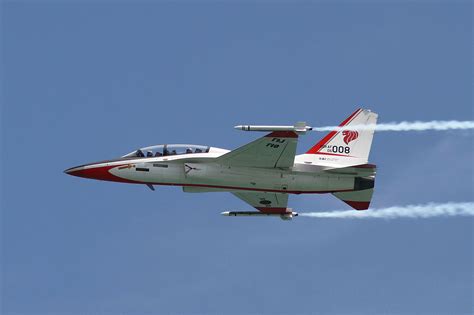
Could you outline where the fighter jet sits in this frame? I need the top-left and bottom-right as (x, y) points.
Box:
(65, 108), (377, 220)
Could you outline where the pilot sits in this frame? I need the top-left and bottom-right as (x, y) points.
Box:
(186, 148), (193, 154)
(136, 149), (145, 157)
(163, 149), (170, 156)
(195, 148), (202, 153)
(146, 151), (153, 157)
(171, 150), (177, 155)
(155, 151), (162, 157)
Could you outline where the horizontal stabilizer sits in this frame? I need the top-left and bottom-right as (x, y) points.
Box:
(332, 188), (374, 210)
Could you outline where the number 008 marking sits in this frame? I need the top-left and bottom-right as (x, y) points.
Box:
(332, 146), (350, 154)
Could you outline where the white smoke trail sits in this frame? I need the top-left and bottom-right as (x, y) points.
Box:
(312, 120), (474, 132)
(299, 202), (474, 219)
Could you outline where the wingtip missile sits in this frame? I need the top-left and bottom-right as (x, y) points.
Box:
(221, 211), (298, 220)
(234, 123), (312, 134)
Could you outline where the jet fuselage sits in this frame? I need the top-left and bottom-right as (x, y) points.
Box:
(65, 147), (374, 194)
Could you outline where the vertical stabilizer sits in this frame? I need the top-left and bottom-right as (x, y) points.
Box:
(299, 108), (378, 167)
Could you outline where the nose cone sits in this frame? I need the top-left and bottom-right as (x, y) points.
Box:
(64, 163), (133, 183)
(64, 165), (91, 178)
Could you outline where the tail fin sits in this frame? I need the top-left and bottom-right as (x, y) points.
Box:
(304, 108), (378, 167)
(333, 188), (374, 210)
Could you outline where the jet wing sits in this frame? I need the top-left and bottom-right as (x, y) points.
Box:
(216, 131), (299, 168)
(232, 191), (290, 214)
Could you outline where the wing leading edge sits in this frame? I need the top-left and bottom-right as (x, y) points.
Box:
(216, 131), (299, 168)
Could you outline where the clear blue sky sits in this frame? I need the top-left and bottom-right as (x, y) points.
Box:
(2, 1), (472, 314)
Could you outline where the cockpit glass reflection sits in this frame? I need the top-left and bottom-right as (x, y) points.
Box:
(122, 144), (210, 158)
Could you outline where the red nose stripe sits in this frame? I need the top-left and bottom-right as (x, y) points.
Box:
(68, 165), (138, 183)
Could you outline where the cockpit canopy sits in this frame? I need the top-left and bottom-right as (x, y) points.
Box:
(123, 144), (210, 158)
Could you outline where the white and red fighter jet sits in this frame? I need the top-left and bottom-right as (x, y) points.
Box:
(65, 108), (378, 220)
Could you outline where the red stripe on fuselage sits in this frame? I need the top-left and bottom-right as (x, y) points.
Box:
(352, 163), (377, 169)
(313, 152), (354, 157)
(66, 164), (353, 194)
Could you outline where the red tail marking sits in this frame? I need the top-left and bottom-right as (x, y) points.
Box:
(306, 109), (362, 154)
(342, 130), (359, 145)
(315, 152), (354, 157)
(343, 200), (370, 210)
(352, 163), (377, 169)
